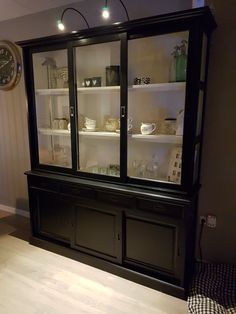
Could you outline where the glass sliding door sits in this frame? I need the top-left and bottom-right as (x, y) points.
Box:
(32, 49), (72, 168)
(127, 32), (189, 185)
(75, 41), (121, 177)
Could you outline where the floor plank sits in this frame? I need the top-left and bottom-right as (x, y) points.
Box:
(0, 210), (187, 314)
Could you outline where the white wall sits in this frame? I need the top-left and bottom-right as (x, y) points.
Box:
(197, 0), (236, 264)
(0, 0), (190, 41)
(0, 73), (30, 211)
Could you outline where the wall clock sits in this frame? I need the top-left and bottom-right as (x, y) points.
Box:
(0, 40), (22, 91)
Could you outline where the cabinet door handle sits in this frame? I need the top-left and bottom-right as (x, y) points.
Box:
(121, 106), (126, 118)
(117, 233), (120, 241)
(70, 106), (74, 117)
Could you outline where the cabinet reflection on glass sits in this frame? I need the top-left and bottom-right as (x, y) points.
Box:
(33, 49), (72, 168)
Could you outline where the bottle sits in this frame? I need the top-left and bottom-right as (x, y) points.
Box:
(176, 40), (188, 82)
(169, 46), (178, 82)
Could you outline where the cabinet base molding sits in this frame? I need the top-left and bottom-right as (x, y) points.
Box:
(30, 235), (186, 299)
(0, 204), (30, 218)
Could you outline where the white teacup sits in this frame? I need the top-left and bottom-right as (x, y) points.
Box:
(85, 117), (96, 124)
(85, 117), (96, 130)
(140, 122), (156, 135)
(85, 122), (96, 130)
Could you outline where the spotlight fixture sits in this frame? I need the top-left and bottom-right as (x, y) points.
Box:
(57, 7), (90, 31)
(102, 1), (110, 19)
(102, 0), (129, 21)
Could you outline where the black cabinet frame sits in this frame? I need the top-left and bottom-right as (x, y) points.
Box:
(21, 7), (216, 299)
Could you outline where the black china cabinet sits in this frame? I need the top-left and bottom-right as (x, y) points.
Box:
(19, 7), (216, 298)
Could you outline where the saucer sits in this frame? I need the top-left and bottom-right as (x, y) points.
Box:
(82, 127), (98, 132)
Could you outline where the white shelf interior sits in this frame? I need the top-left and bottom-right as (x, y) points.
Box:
(38, 128), (182, 144)
(131, 134), (182, 144)
(79, 131), (120, 138)
(36, 89), (69, 96)
(36, 83), (185, 96)
(38, 128), (70, 136)
(129, 82), (186, 92)
(77, 86), (120, 94)
(33, 32), (189, 184)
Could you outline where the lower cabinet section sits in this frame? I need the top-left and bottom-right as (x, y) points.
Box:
(124, 211), (183, 281)
(27, 173), (195, 298)
(30, 190), (72, 244)
(71, 199), (122, 263)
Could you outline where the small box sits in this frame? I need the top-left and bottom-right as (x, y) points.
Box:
(91, 76), (101, 87)
(106, 66), (120, 86)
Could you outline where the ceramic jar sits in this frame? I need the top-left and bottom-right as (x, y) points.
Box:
(161, 118), (176, 135)
(140, 122), (156, 135)
(105, 118), (119, 132)
(85, 117), (96, 130)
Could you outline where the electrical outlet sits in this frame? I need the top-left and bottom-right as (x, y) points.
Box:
(206, 214), (217, 228)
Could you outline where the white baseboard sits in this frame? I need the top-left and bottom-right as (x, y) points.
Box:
(0, 204), (30, 218)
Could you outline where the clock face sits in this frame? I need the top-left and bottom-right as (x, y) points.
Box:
(0, 47), (15, 86)
(0, 41), (22, 91)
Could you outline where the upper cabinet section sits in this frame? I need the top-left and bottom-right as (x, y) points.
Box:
(32, 49), (72, 168)
(128, 32), (189, 85)
(127, 32), (188, 185)
(75, 41), (121, 177)
(20, 7), (216, 194)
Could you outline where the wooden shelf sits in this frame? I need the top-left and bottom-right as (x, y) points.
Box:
(131, 134), (182, 144)
(38, 128), (70, 136)
(36, 83), (185, 96)
(79, 131), (182, 144)
(79, 131), (120, 139)
(36, 89), (69, 96)
(129, 82), (186, 92)
(77, 86), (120, 94)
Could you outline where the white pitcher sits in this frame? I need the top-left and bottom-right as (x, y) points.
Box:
(140, 123), (156, 135)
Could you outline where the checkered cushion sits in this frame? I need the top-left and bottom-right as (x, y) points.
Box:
(187, 262), (236, 314)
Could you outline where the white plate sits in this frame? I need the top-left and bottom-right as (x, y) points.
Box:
(82, 128), (98, 132)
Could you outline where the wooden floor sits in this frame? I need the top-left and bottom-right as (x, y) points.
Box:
(0, 209), (187, 314)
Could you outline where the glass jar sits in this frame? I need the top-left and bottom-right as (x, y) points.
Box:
(161, 118), (176, 135)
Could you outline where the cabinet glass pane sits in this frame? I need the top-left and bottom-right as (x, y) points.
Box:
(32, 49), (71, 168)
(127, 32), (189, 184)
(76, 41), (120, 177)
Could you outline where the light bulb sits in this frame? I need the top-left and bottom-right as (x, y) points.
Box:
(102, 6), (110, 19)
(57, 20), (65, 31)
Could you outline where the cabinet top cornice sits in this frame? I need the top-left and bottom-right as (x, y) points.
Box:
(17, 7), (216, 49)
